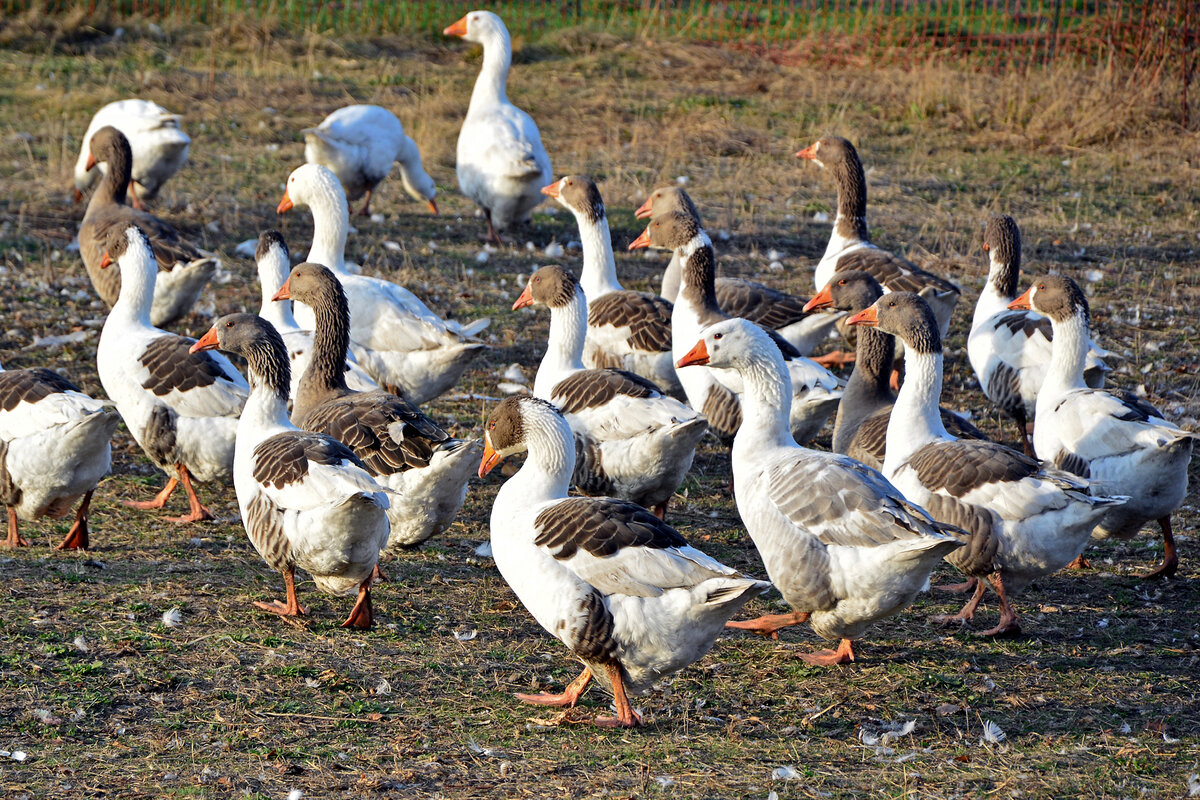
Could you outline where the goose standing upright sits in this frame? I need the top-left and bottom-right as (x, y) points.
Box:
(1011, 275), (1194, 579)
(96, 225), (248, 523)
(278, 163), (488, 403)
(677, 319), (964, 665)
(443, 10), (552, 244)
(73, 99), (190, 209)
(480, 395), (770, 727)
(303, 104), (437, 217)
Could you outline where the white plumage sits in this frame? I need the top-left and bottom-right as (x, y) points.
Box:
(73, 99), (190, 205)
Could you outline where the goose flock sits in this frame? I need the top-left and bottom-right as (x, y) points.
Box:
(3, 9), (1193, 729)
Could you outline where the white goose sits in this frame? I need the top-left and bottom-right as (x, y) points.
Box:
(191, 314), (389, 627)
(514, 265), (706, 518)
(443, 10), (552, 243)
(303, 104), (437, 217)
(278, 163), (488, 404)
(969, 214), (1110, 455)
(1012, 275), (1194, 579)
(848, 292), (1126, 637)
(97, 224), (249, 523)
(480, 395), (770, 727)
(73, 99), (190, 209)
(0, 360), (118, 550)
(254, 230), (379, 402)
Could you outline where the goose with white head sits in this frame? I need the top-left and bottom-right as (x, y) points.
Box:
(73, 99), (190, 209)
(480, 395), (769, 727)
(677, 318), (964, 665)
(848, 292), (1126, 637)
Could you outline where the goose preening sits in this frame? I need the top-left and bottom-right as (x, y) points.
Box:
(97, 225), (249, 523)
(79, 126), (217, 327)
(277, 163), (488, 404)
(276, 263), (478, 550)
(191, 314), (389, 627)
(635, 185), (846, 361)
(514, 265), (706, 518)
(630, 211), (843, 445)
(73, 99), (190, 209)
(677, 319), (964, 665)
(848, 292), (1126, 637)
(479, 395), (770, 727)
(969, 215), (1110, 456)
(542, 176), (681, 395)
(302, 104), (437, 217)
(1011, 275), (1194, 579)
(805, 270), (988, 469)
(0, 360), (118, 550)
(444, 10), (552, 244)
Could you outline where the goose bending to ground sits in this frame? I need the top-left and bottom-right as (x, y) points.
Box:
(191, 314), (390, 627)
(514, 265), (706, 518)
(969, 215), (1109, 456)
(480, 395), (770, 727)
(630, 211), (843, 445)
(542, 176), (680, 395)
(73, 99), (190, 209)
(444, 10), (551, 244)
(805, 270), (988, 469)
(97, 225), (248, 523)
(278, 163), (488, 403)
(0, 360), (118, 550)
(303, 104), (437, 217)
(635, 185), (846, 361)
(677, 319), (963, 665)
(277, 263), (478, 549)
(79, 126), (217, 327)
(848, 292), (1126, 636)
(1012, 275), (1194, 579)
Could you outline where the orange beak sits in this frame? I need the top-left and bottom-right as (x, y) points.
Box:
(846, 306), (879, 327)
(795, 143), (819, 160)
(478, 438), (502, 478)
(633, 197), (654, 220)
(277, 189), (293, 214)
(427, 199), (439, 215)
(99, 251), (113, 269)
(72, 188), (84, 204)
(512, 284), (534, 310)
(272, 276), (292, 302)
(189, 327), (220, 354)
(85, 153), (97, 172)
(540, 180), (561, 198)
(803, 283), (835, 313)
(443, 16), (468, 37)
(628, 227), (652, 250)
(676, 339), (709, 368)
(1008, 287), (1034, 311)
(982, 242), (990, 252)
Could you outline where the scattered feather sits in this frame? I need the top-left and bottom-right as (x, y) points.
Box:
(370, 213), (385, 223)
(0, 750), (27, 762)
(501, 363), (527, 384)
(497, 381), (529, 396)
(767, 261), (784, 272)
(375, 679), (392, 696)
(771, 766), (800, 781)
(1118, 722), (1132, 734)
(544, 242), (565, 258)
(812, 211), (830, 223)
(675, 175), (690, 185)
(234, 239), (258, 258)
(981, 719), (1007, 744)
(23, 330), (90, 351)
(382, 240), (402, 253)
(1187, 774), (1200, 796)
(288, 790), (303, 800)
(1163, 732), (1180, 744)
(474, 541), (493, 558)
(161, 608), (183, 628)
(72, 636), (89, 653)
(453, 629), (478, 642)
(654, 776), (675, 788)
(474, 251), (489, 264)
(1085, 269), (1104, 283)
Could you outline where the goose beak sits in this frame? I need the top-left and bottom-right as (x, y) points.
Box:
(99, 251), (113, 269)
(633, 197), (654, 219)
(795, 143), (819, 160)
(443, 16), (468, 37)
(85, 153), (97, 172)
(803, 284), (835, 313)
(627, 227), (652, 250)
(478, 439), (502, 478)
(1008, 287), (1034, 311)
(982, 242), (990, 252)
(846, 306), (879, 327)
(189, 327), (220, 354)
(427, 199), (439, 215)
(72, 188), (83, 204)
(540, 180), (561, 198)
(277, 190), (294, 214)
(272, 277), (292, 302)
(676, 339), (709, 368)
(512, 284), (534, 310)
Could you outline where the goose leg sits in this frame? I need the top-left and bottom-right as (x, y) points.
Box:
(357, 189), (373, 217)
(725, 610), (810, 639)
(929, 578), (987, 626)
(798, 638), (856, 666)
(483, 209), (504, 246)
(165, 465), (214, 523)
(1014, 408), (1036, 458)
(5, 507), (29, 548)
(516, 667), (593, 707)
(128, 182), (147, 211)
(124, 477), (179, 510)
(1065, 553), (1091, 570)
(650, 500), (668, 520)
(974, 574), (1021, 638)
(813, 350), (855, 370)
(370, 563), (387, 584)
(56, 490), (94, 551)
(1139, 516), (1179, 580)
(593, 663), (642, 728)
(934, 577), (978, 594)
(889, 367), (902, 392)
(340, 578), (374, 629)
(255, 567), (308, 617)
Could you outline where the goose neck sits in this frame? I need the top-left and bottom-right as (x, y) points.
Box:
(504, 414), (575, 504)
(660, 251), (682, 302)
(576, 213), (621, 299)
(97, 147), (132, 207)
(677, 235), (722, 318)
(303, 286), (352, 396)
(834, 328), (895, 452)
(469, 30), (512, 109)
(883, 349), (950, 475)
(241, 348), (293, 433)
(305, 191), (349, 273)
(259, 264), (299, 331)
(732, 349), (796, 456)
(534, 293), (587, 398)
(1042, 311), (1091, 397)
(111, 251), (157, 328)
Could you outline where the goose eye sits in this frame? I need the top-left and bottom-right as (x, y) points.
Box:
(225, 320), (234, 328)
(488, 421), (495, 430)
(838, 279), (846, 286)
(888, 301), (896, 307)
(713, 333), (723, 340)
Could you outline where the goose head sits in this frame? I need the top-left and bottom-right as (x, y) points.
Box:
(191, 313), (290, 394)
(541, 176), (605, 224)
(628, 210), (702, 252)
(100, 223), (154, 273)
(86, 125), (132, 173)
(677, 317), (774, 371)
(1009, 274), (1090, 325)
(795, 135), (857, 171)
(983, 214), (1021, 265)
(277, 163), (346, 216)
(479, 395), (563, 477)
(272, 262), (344, 309)
(805, 269), (883, 314)
(848, 292), (942, 355)
(443, 10), (509, 44)
(633, 185), (701, 221)
(512, 264), (578, 311)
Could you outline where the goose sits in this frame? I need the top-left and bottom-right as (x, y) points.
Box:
(677, 319), (964, 664)
(847, 292), (1126, 636)
(277, 163), (488, 404)
(253, 230), (379, 402)
(1011, 275), (1194, 579)
(635, 185), (847, 361)
(190, 314), (390, 627)
(0, 360), (118, 550)
(276, 262), (479, 549)
(630, 211), (843, 445)
(542, 175), (680, 395)
(514, 265), (707, 518)
(805, 270), (988, 469)
(79, 126), (217, 327)
(73, 99), (190, 210)
(969, 215), (1110, 456)
(97, 224), (248, 523)
(443, 10), (552, 243)
(302, 104), (437, 217)
(480, 395), (770, 727)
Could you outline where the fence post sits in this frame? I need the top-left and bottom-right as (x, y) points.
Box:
(1047, 0), (1062, 65)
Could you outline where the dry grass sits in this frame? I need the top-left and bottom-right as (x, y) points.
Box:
(0, 15), (1199, 800)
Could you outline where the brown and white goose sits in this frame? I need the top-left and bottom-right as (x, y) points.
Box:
(480, 395), (769, 727)
(73, 99), (190, 209)
(514, 265), (706, 518)
(542, 176), (681, 396)
(79, 126), (217, 327)
(805, 270), (988, 469)
(191, 314), (390, 627)
(848, 292), (1125, 637)
(275, 263), (478, 550)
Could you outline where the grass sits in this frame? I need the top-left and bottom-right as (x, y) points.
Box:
(0, 11), (1199, 799)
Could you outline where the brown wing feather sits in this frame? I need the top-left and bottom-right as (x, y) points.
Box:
(252, 430), (364, 489)
(534, 497), (687, 560)
(835, 248), (959, 296)
(86, 203), (201, 269)
(716, 278), (810, 330)
(0, 368), (81, 412)
(551, 369), (660, 415)
(296, 391), (448, 476)
(587, 291), (673, 353)
(850, 407), (989, 469)
(907, 440), (1038, 497)
(139, 335), (231, 397)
